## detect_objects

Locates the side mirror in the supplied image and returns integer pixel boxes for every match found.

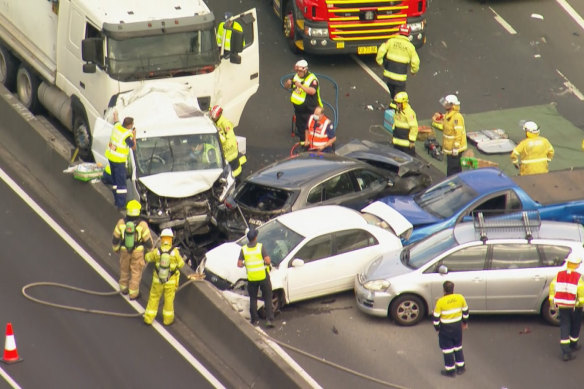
[83,63,96,74]
[438,264,448,275]
[82,37,103,65]
[230,30,244,54]
[291,258,305,268]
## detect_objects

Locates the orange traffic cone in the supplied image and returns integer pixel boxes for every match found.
[2,323,22,364]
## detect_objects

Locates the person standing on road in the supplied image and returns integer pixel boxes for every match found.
[548,254,584,361]
[237,228,275,328]
[143,228,185,326]
[112,200,153,300]
[435,94,467,176]
[284,59,323,141]
[209,105,247,178]
[376,25,420,101]
[510,121,554,176]
[304,106,336,153]
[433,281,469,378]
[391,91,418,156]
[105,111,135,210]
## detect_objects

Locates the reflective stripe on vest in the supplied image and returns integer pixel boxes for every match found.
[105,123,132,163]
[242,243,267,281]
[554,270,582,307]
[290,73,322,107]
[306,116,331,148]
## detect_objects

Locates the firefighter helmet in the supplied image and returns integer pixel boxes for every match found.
[210,105,223,121]
[160,228,174,238]
[394,91,409,104]
[126,200,142,217]
[566,255,582,265]
[399,24,410,36]
[523,121,540,135]
[295,59,308,70]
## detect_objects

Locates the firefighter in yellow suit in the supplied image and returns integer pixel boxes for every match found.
[112,200,153,300]
[143,228,185,326]
[511,121,554,176]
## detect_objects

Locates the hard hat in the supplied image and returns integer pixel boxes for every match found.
[399,24,410,36]
[224,11,233,21]
[566,255,582,265]
[394,91,409,104]
[160,228,174,238]
[523,121,540,135]
[126,200,142,217]
[210,105,223,121]
[295,59,308,69]
[247,228,258,241]
[444,94,460,105]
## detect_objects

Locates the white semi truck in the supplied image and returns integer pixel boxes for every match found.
[0,0,259,159]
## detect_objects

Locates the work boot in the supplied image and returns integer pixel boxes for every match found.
[129,293,140,300]
[120,288,129,295]
[570,343,581,351]
[562,352,575,362]
[440,369,456,377]
[456,366,466,375]
[266,320,275,328]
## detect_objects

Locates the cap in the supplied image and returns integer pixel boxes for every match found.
[224,12,233,20]
[566,255,582,265]
[295,59,308,69]
[247,228,258,241]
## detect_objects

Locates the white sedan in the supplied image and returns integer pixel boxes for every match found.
[200,201,412,312]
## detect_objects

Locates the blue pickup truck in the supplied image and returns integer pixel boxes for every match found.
[378,167,584,244]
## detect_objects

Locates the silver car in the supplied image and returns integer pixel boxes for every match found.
[355,217,584,326]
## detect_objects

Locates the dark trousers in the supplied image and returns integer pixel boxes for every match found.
[438,323,465,371]
[559,307,583,355]
[446,154,462,176]
[385,79,406,101]
[247,275,274,322]
[293,108,312,141]
[394,143,415,156]
[109,160,128,208]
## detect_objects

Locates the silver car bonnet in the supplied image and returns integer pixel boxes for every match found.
[139,169,222,197]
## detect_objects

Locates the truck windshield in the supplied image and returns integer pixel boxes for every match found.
[135,133,223,176]
[413,177,477,219]
[106,29,219,81]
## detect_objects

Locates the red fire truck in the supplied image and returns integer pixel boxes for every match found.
[272,0,427,54]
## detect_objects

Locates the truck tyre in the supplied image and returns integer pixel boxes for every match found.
[283,1,300,53]
[72,108,93,161]
[0,46,18,91]
[390,294,425,326]
[541,299,560,326]
[16,65,41,113]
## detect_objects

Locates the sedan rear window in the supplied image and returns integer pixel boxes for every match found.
[236,182,294,211]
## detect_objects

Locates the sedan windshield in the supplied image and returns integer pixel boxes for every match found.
[134,134,222,176]
[106,29,219,81]
[237,220,304,266]
[402,229,457,269]
[414,176,477,218]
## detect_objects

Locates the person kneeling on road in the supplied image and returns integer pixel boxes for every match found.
[303,106,336,153]
[143,228,185,326]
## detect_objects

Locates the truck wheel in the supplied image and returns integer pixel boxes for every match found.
[283,2,300,53]
[390,294,425,326]
[541,299,560,326]
[72,110,93,161]
[16,65,41,113]
[0,46,18,91]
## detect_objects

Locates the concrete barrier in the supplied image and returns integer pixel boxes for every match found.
[0,85,314,388]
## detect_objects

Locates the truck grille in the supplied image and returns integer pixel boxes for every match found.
[326,0,408,41]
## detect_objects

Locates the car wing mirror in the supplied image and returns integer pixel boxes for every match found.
[438,264,448,275]
[291,258,305,268]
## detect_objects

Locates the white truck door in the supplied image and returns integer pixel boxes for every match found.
[215,9,260,127]
[92,118,113,167]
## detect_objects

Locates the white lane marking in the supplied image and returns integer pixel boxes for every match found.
[556,69,584,100]
[490,7,518,35]
[556,0,584,31]
[351,55,389,93]
[0,366,22,389]
[0,167,225,389]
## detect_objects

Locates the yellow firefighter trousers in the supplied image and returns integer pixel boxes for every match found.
[143,272,180,325]
[118,249,146,298]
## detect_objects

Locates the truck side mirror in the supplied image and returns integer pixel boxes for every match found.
[83,63,96,74]
[82,37,104,67]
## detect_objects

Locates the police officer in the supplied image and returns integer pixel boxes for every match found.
[376,24,420,100]
[105,111,135,210]
[392,92,418,156]
[284,59,323,141]
[143,228,185,326]
[433,281,469,377]
[510,121,554,176]
[237,228,275,328]
[437,94,467,176]
[304,106,336,153]
[210,105,246,178]
[112,200,154,300]
[217,12,243,53]
[549,255,584,361]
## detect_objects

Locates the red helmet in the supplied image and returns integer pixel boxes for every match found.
[399,24,410,36]
[210,105,223,121]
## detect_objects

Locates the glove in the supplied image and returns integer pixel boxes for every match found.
[409,141,415,149]
[452,149,458,157]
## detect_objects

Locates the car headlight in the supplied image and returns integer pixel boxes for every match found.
[409,22,424,32]
[305,27,329,38]
[363,279,390,291]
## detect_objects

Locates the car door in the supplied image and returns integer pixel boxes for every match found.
[350,168,389,204]
[424,245,488,311]
[305,172,359,208]
[485,243,570,312]
[460,190,522,222]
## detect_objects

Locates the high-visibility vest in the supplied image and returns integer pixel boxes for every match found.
[105,123,132,163]
[306,115,331,149]
[217,21,243,51]
[433,293,469,326]
[392,104,418,148]
[290,72,322,107]
[242,243,267,282]
[216,116,239,163]
[552,270,583,307]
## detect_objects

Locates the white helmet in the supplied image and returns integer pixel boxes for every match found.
[523,121,540,134]
[444,94,460,105]
[160,228,174,238]
[566,255,582,265]
[295,59,308,69]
